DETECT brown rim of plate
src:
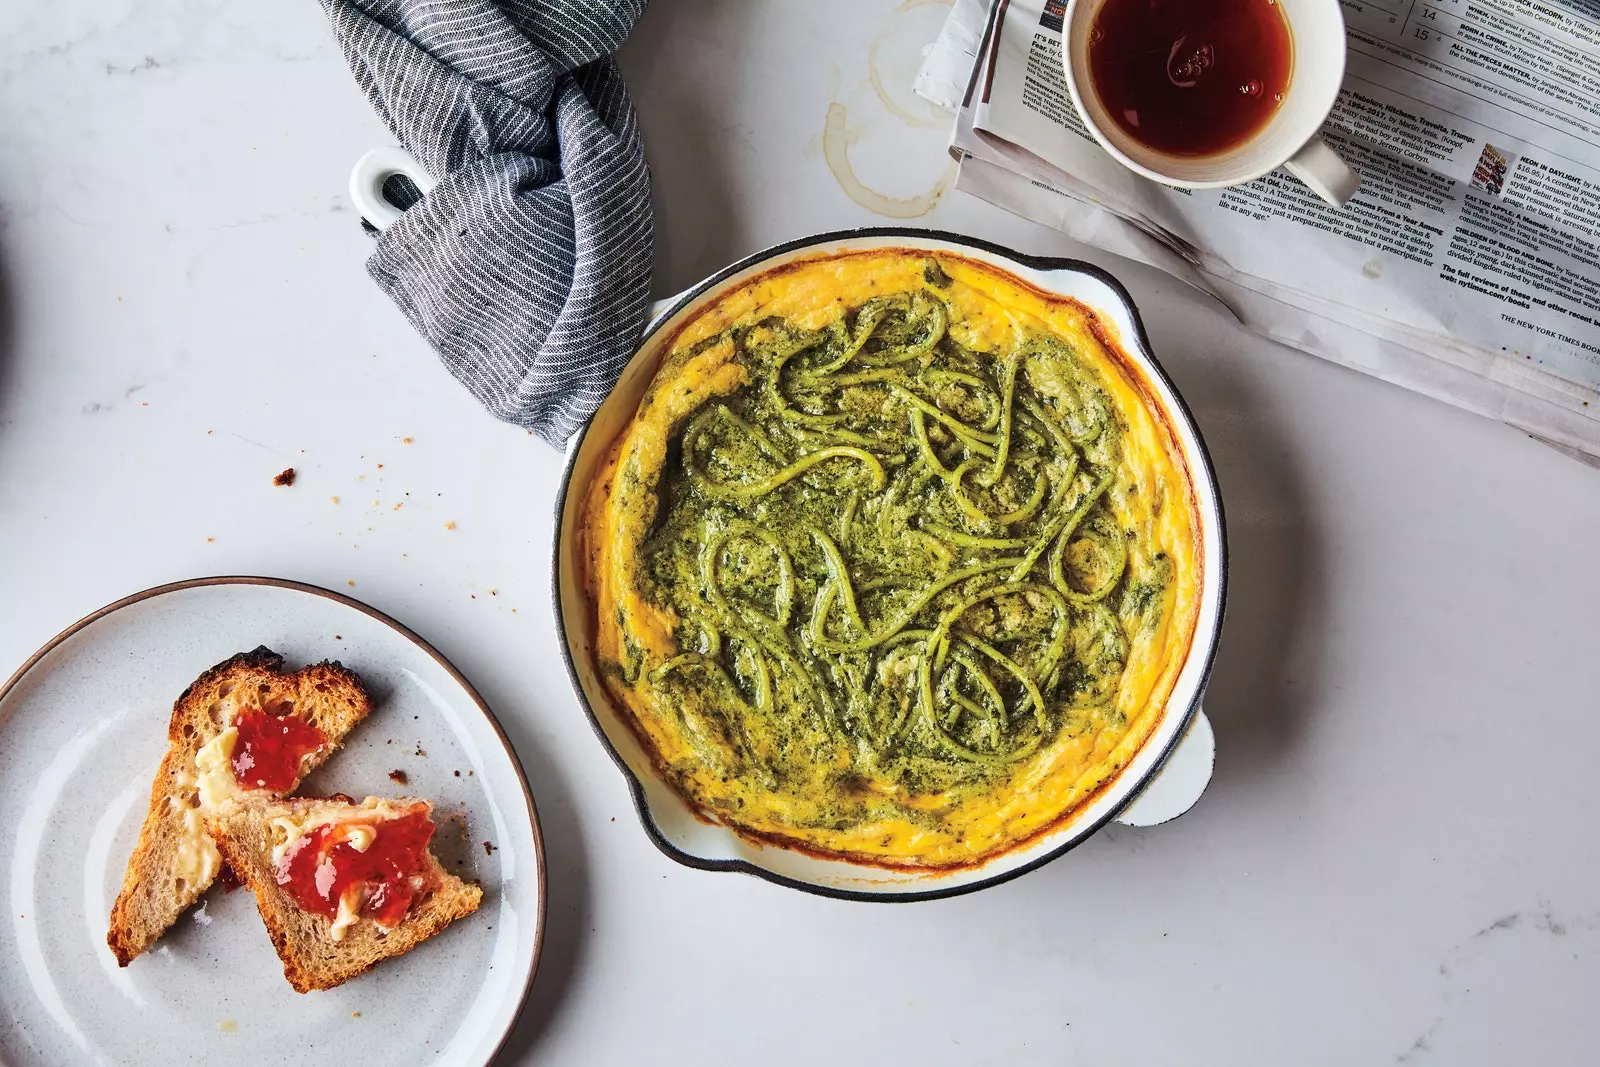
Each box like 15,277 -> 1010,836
0,574 -> 546,1064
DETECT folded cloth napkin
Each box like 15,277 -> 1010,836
320,0 -> 653,447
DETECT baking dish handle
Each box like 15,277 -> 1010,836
353,145 -> 684,458
1113,708 -> 1214,827
350,148 -> 701,328
561,290 -> 690,459
648,295 -> 684,324
349,146 -> 437,231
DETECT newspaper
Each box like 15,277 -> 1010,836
921,0 -> 1600,462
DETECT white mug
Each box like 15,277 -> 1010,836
1062,0 -> 1360,206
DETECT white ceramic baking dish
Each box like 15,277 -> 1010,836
545,228 -> 1226,900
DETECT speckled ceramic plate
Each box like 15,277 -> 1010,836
0,577 -> 544,1067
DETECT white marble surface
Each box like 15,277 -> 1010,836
1,2 -> 1597,1064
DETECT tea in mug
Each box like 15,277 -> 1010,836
1087,0 -> 1293,157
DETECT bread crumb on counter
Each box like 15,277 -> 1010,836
273,468 -> 296,487
388,769 -> 408,785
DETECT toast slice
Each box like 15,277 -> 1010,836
209,796 -> 482,993
106,647 -> 373,966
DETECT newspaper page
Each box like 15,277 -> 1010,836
930,0 -> 1600,460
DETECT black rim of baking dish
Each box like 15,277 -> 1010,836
552,225 -> 1229,903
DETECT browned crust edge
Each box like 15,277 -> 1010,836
105,745 -> 189,965
581,246 -> 1206,874
167,647 -> 371,732
164,645 -> 283,741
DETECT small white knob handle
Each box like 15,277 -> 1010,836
348,146 -> 438,232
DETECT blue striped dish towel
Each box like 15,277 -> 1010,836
320,0 -> 654,447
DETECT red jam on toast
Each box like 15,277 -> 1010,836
273,805 -> 441,931
230,706 -> 327,792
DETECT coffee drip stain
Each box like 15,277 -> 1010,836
823,103 -> 956,219
823,0 -> 955,219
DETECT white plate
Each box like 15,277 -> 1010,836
0,577 -> 544,1067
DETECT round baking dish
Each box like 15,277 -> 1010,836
547,228 -> 1226,900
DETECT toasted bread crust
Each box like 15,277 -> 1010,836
106,647 -> 373,966
210,798 -> 482,993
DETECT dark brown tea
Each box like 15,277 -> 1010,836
1088,0 -> 1293,157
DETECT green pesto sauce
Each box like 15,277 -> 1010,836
635,267 -> 1171,827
